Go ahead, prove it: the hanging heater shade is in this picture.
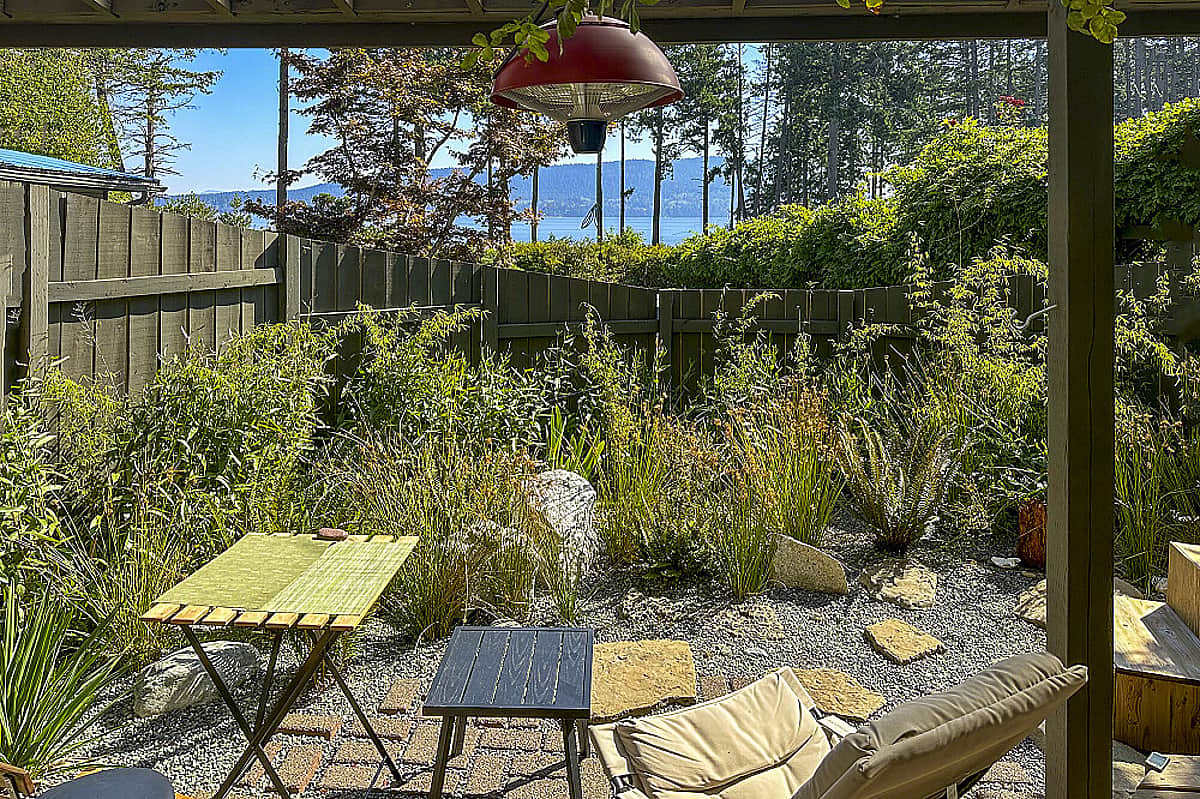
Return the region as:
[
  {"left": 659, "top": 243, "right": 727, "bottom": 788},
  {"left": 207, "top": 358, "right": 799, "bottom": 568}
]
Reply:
[{"left": 490, "top": 15, "right": 683, "bottom": 153}]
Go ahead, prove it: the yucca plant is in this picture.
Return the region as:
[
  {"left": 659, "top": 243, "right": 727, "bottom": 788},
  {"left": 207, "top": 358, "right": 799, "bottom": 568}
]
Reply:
[
  {"left": 837, "top": 416, "right": 960, "bottom": 553},
  {"left": 0, "top": 588, "right": 120, "bottom": 782}
]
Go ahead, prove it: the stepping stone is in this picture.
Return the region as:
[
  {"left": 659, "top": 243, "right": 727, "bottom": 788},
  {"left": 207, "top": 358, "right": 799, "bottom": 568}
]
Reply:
[
  {"left": 319, "top": 765, "right": 377, "bottom": 791},
  {"left": 865, "top": 619, "right": 945, "bottom": 664},
  {"left": 237, "top": 742, "right": 283, "bottom": 787},
  {"left": 771, "top": 536, "right": 849, "bottom": 595},
  {"left": 332, "top": 739, "right": 403, "bottom": 764},
  {"left": 591, "top": 640, "right": 697, "bottom": 722},
  {"left": 347, "top": 716, "right": 411, "bottom": 740},
  {"left": 714, "top": 604, "right": 784, "bottom": 641},
  {"left": 793, "top": 668, "right": 885, "bottom": 722},
  {"left": 1017, "top": 578, "right": 1146, "bottom": 629},
  {"left": 275, "top": 743, "right": 322, "bottom": 794},
  {"left": 278, "top": 713, "right": 341, "bottom": 740},
  {"left": 379, "top": 677, "right": 421, "bottom": 714},
  {"left": 860, "top": 561, "right": 937, "bottom": 609},
  {"left": 479, "top": 726, "right": 543, "bottom": 752},
  {"left": 463, "top": 753, "right": 507, "bottom": 795}
]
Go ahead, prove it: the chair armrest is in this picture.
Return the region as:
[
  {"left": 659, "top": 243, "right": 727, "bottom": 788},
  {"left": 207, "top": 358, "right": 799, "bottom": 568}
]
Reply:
[
  {"left": 0, "top": 763, "right": 34, "bottom": 797},
  {"left": 816, "top": 714, "right": 857, "bottom": 743}
]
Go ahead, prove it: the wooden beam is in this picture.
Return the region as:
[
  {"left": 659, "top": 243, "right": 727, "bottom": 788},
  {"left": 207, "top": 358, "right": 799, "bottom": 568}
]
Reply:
[
  {"left": 21, "top": 184, "right": 50, "bottom": 381},
  {"left": 47, "top": 266, "right": 280, "bottom": 302},
  {"left": 464, "top": 0, "right": 483, "bottom": 17},
  {"left": 1045, "top": 5, "right": 1115, "bottom": 799},
  {"left": 331, "top": 0, "right": 355, "bottom": 15}
]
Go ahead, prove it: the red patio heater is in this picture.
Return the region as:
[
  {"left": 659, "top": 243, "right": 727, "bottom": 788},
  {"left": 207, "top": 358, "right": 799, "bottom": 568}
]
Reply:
[{"left": 490, "top": 15, "right": 683, "bottom": 154}]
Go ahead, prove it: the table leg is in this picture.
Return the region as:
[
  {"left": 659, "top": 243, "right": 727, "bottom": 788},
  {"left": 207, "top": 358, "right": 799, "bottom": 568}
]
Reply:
[
  {"left": 256, "top": 631, "right": 283, "bottom": 731},
  {"left": 205, "top": 628, "right": 338, "bottom": 799},
  {"left": 321, "top": 650, "right": 403, "bottom": 782},
  {"left": 429, "top": 716, "right": 456, "bottom": 799},
  {"left": 561, "top": 718, "right": 584, "bottom": 799},
  {"left": 576, "top": 718, "right": 590, "bottom": 758},
  {"left": 451, "top": 715, "right": 467, "bottom": 757},
  {"left": 181, "top": 627, "right": 291, "bottom": 799}
]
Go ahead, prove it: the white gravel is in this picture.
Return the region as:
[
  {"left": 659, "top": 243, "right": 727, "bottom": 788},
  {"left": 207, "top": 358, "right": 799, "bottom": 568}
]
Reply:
[{"left": 75, "top": 512, "right": 1048, "bottom": 798}]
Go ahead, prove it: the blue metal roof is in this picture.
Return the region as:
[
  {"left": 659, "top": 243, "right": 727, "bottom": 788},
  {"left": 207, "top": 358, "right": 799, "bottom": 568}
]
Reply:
[{"left": 0, "top": 148, "right": 163, "bottom": 192}]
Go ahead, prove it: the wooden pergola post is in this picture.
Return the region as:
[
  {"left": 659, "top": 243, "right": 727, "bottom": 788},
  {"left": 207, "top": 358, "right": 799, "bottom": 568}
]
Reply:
[{"left": 1045, "top": 4, "right": 1115, "bottom": 798}]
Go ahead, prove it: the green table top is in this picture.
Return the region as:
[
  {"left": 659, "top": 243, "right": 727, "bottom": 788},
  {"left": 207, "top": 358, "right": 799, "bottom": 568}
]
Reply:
[{"left": 154, "top": 533, "right": 418, "bottom": 618}]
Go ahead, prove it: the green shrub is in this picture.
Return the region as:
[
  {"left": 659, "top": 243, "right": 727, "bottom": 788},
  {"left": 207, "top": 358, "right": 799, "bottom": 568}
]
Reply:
[
  {"left": 1115, "top": 98, "right": 1200, "bottom": 241},
  {"left": 0, "top": 587, "right": 120, "bottom": 781},
  {"left": 836, "top": 415, "right": 960, "bottom": 553},
  {"left": 706, "top": 471, "right": 776, "bottom": 601},
  {"left": 799, "top": 194, "right": 913, "bottom": 289},
  {"left": 495, "top": 229, "right": 675, "bottom": 286},
  {"left": 0, "top": 392, "right": 65, "bottom": 592}
]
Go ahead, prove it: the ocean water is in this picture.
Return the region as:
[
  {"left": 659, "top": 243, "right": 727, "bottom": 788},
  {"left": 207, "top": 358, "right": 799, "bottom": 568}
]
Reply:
[{"left": 510, "top": 216, "right": 715, "bottom": 246}]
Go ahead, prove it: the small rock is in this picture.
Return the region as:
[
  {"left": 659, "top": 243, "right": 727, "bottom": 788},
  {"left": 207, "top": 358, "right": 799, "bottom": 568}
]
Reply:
[
  {"left": 792, "top": 668, "right": 885, "bottom": 722},
  {"left": 317, "top": 527, "right": 348, "bottom": 541},
  {"left": 864, "top": 619, "right": 945, "bottom": 664},
  {"left": 746, "top": 646, "right": 769, "bottom": 658},
  {"left": 992, "top": 556, "right": 1022, "bottom": 569},
  {"left": 1153, "top": 576, "right": 1169, "bottom": 595},
  {"left": 591, "top": 640, "right": 697, "bottom": 722},
  {"left": 859, "top": 561, "right": 937, "bottom": 609},
  {"left": 134, "top": 642, "right": 259, "bottom": 717},
  {"left": 771, "top": 536, "right": 849, "bottom": 595}
]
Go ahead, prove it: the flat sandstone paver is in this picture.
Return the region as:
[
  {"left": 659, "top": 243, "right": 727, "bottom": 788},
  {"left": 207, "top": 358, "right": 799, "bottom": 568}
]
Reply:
[
  {"left": 319, "top": 764, "right": 379, "bottom": 791},
  {"left": 860, "top": 561, "right": 938, "bottom": 609},
  {"left": 480, "top": 727, "right": 544, "bottom": 752},
  {"left": 237, "top": 742, "right": 283, "bottom": 788},
  {"left": 865, "top": 619, "right": 945, "bottom": 664},
  {"left": 278, "top": 713, "right": 342, "bottom": 740},
  {"left": 793, "top": 668, "right": 886, "bottom": 721},
  {"left": 591, "top": 640, "right": 697, "bottom": 722},
  {"left": 275, "top": 743, "right": 322, "bottom": 793},
  {"left": 347, "top": 716, "right": 411, "bottom": 739},
  {"left": 464, "top": 753, "right": 509, "bottom": 795}
]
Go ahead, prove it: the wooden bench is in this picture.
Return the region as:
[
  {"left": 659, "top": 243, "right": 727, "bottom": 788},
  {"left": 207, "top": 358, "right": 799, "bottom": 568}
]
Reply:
[
  {"left": 1114, "top": 543, "right": 1200, "bottom": 755},
  {"left": 1133, "top": 754, "right": 1200, "bottom": 797}
]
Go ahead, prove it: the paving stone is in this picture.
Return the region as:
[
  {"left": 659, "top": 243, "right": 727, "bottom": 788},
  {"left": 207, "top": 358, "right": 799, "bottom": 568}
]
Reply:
[
  {"left": 274, "top": 743, "right": 322, "bottom": 794},
  {"left": 237, "top": 743, "right": 283, "bottom": 788},
  {"left": 347, "top": 716, "right": 411, "bottom": 740},
  {"left": 793, "top": 668, "right": 886, "bottom": 722},
  {"left": 379, "top": 678, "right": 421, "bottom": 715},
  {"left": 278, "top": 713, "right": 342, "bottom": 740},
  {"left": 729, "top": 677, "right": 753, "bottom": 691},
  {"left": 543, "top": 731, "right": 565, "bottom": 752},
  {"left": 402, "top": 723, "right": 477, "bottom": 767},
  {"left": 506, "top": 777, "right": 567, "bottom": 799},
  {"left": 860, "top": 561, "right": 938, "bottom": 609},
  {"left": 464, "top": 753, "right": 508, "bottom": 795},
  {"left": 510, "top": 752, "right": 562, "bottom": 778},
  {"left": 508, "top": 716, "right": 542, "bottom": 729},
  {"left": 331, "top": 739, "right": 404, "bottom": 764},
  {"left": 591, "top": 640, "right": 698, "bottom": 722},
  {"left": 865, "top": 619, "right": 945, "bottom": 664},
  {"left": 393, "top": 768, "right": 461, "bottom": 795},
  {"left": 698, "top": 675, "right": 730, "bottom": 701},
  {"left": 319, "top": 764, "right": 379, "bottom": 791},
  {"left": 582, "top": 756, "right": 608, "bottom": 799},
  {"left": 479, "top": 726, "right": 544, "bottom": 752}
]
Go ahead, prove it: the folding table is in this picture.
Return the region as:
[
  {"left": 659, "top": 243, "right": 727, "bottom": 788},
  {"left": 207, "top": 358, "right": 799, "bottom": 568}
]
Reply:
[{"left": 142, "top": 532, "right": 418, "bottom": 799}]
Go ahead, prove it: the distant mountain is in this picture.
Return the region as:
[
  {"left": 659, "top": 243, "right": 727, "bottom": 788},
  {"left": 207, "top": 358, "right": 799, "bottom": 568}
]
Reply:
[{"left": 170, "top": 157, "right": 733, "bottom": 221}]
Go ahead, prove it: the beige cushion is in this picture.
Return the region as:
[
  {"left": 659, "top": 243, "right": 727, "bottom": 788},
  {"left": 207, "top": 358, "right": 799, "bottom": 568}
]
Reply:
[
  {"left": 793, "top": 652, "right": 1088, "bottom": 799},
  {"left": 600, "top": 668, "right": 829, "bottom": 799}
]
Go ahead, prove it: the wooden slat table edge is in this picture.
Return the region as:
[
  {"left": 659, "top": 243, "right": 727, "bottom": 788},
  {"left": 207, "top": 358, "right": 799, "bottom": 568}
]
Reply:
[
  {"left": 265, "top": 612, "right": 300, "bottom": 630},
  {"left": 330, "top": 615, "right": 362, "bottom": 631},
  {"left": 165, "top": 605, "right": 211, "bottom": 626},
  {"left": 233, "top": 611, "right": 270, "bottom": 628},
  {"left": 200, "top": 607, "right": 238, "bottom": 626},
  {"left": 141, "top": 603, "right": 181, "bottom": 622},
  {"left": 297, "top": 613, "right": 331, "bottom": 630}
]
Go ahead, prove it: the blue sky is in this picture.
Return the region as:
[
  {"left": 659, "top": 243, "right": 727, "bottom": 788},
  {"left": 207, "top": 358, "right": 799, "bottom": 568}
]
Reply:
[{"left": 168, "top": 49, "right": 659, "bottom": 195}]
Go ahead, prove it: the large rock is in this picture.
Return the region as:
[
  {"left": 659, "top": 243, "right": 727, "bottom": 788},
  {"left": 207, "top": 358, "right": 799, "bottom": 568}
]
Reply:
[
  {"left": 591, "top": 640, "right": 697, "bottom": 722},
  {"left": 1016, "top": 578, "right": 1145, "bottom": 629},
  {"left": 134, "top": 642, "right": 260, "bottom": 718},
  {"left": 771, "top": 536, "right": 849, "bottom": 595},
  {"left": 1112, "top": 740, "right": 1147, "bottom": 799},
  {"left": 793, "top": 668, "right": 886, "bottom": 722},
  {"left": 865, "top": 619, "right": 945, "bottom": 664},
  {"left": 524, "top": 470, "right": 599, "bottom": 574},
  {"left": 859, "top": 561, "right": 937, "bottom": 609}
]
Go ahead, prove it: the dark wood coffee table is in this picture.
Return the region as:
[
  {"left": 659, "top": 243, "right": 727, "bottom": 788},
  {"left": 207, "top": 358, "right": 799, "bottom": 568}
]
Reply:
[{"left": 422, "top": 626, "right": 595, "bottom": 799}]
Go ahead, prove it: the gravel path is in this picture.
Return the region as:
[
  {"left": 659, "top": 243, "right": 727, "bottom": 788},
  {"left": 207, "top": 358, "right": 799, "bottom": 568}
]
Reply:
[{"left": 75, "top": 513, "right": 1049, "bottom": 798}]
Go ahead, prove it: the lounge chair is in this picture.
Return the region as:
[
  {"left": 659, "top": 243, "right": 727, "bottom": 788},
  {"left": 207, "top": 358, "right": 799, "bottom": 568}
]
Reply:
[
  {"left": 0, "top": 765, "right": 172, "bottom": 799},
  {"left": 591, "top": 651, "right": 1087, "bottom": 799}
]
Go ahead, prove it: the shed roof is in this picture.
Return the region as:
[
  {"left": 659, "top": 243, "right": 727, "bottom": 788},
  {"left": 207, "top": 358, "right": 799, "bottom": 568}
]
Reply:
[{"left": 0, "top": 149, "right": 165, "bottom": 195}]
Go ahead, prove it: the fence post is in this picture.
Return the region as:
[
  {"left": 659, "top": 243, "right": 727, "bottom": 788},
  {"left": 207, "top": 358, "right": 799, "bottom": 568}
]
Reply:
[
  {"left": 482, "top": 266, "right": 499, "bottom": 353},
  {"left": 21, "top": 183, "right": 49, "bottom": 381},
  {"left": 280, "top": 234, "right": 301, "bottom": 322},
  {"left": 657, "top": 289, "right": 674, "bottom": 389}
]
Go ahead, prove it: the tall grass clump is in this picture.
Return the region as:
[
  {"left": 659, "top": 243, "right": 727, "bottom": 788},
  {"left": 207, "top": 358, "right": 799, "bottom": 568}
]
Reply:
[
  {"left": 0, "top": 588, "right": 119, "bottom": 781},
  {"left": 706, "top": 472, "right": 775, "bottom": 600},
  {"left": 0, "top": 392, "right": 66, "bottom": 592}
]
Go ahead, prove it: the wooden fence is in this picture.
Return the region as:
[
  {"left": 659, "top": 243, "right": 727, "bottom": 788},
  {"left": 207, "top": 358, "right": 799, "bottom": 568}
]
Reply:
[{"left": 2, "top": 181, "right": 1197, "bottom": 410}]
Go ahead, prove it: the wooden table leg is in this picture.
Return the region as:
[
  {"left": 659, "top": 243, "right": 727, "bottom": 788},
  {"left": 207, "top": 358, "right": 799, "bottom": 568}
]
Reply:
[
  {"left": 561, "top": 718, "right": 584, "bottom": 799},
  {"left": 576, "top": 718, "right": 590, "bottom": 758},
  {"left": 451, "top": 715, "right": 467, "bottom": 757},
  {"left": 429, "top": 716, "right": 455, "bottom": 799}
]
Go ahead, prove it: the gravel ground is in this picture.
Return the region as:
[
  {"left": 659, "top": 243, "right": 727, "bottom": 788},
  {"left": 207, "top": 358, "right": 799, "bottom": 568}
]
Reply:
[{"left": 75, "top": 511, "right": 1049, "bottom": 798}]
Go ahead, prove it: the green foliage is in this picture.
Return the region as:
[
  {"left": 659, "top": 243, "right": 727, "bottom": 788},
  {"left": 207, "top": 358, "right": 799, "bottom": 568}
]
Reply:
[
  {"left": 706, "top": 471, "right": 776, "bottom": 601},
  {"left": 1114, "top": 99, "right": 1200, "bottom": 241},
  {"left": 155, "top": 194, "right": 254, "bottom": 228},
  {"left": 494, "top": 229, "right": 675, "bottom": 286},
  {"left": 342, "top": 307, "right": 554, "bottom": 450},
  {"left": 0, "top": 394, "right": 64, "bottom": 592},
  {"left": 837, "top": 415, "right": 960, "bottom": 553},
  {"left": 0, "top": 588, "right": 119, "bottom": 781},
  {"left": 0, "top": 50, "right": 108, "bottom": 166}
]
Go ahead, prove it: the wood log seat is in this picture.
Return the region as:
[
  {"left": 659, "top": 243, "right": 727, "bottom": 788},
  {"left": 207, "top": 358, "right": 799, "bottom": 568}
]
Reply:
[{"left": 1114, "top": 544, "right": 1200, "bottom": 755}]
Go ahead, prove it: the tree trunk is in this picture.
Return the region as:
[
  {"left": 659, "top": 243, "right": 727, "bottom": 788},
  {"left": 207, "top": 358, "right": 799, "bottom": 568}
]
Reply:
[
  {"left": 701, "top": 120, "right": 710, "bottom": 230},
  {"left": 277, "top": 48, "right": 289, "bottom": 212},
  {"left": 93, "top": 56, "right": 124, "bottom": 172},
  {"left": 531, "top": 166, "right": 539, "bottom": 242},
  {"left": 826, "top": 45, "right": 842, "bottom": 202},
  {"left": 756, "top": 43, "right": 772, "bottom": 216},
  {"left": 620, "top": 121, "right": 626, "bottom": 235},
  {"left": 736, "top": 43, "right": 746, "bottom": 223},
  {"left": 652, "top": 108, "right": 664, "bottom": 246},
  {"left": 144, "top": 94, "right": 157, "bottom": 179}
]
